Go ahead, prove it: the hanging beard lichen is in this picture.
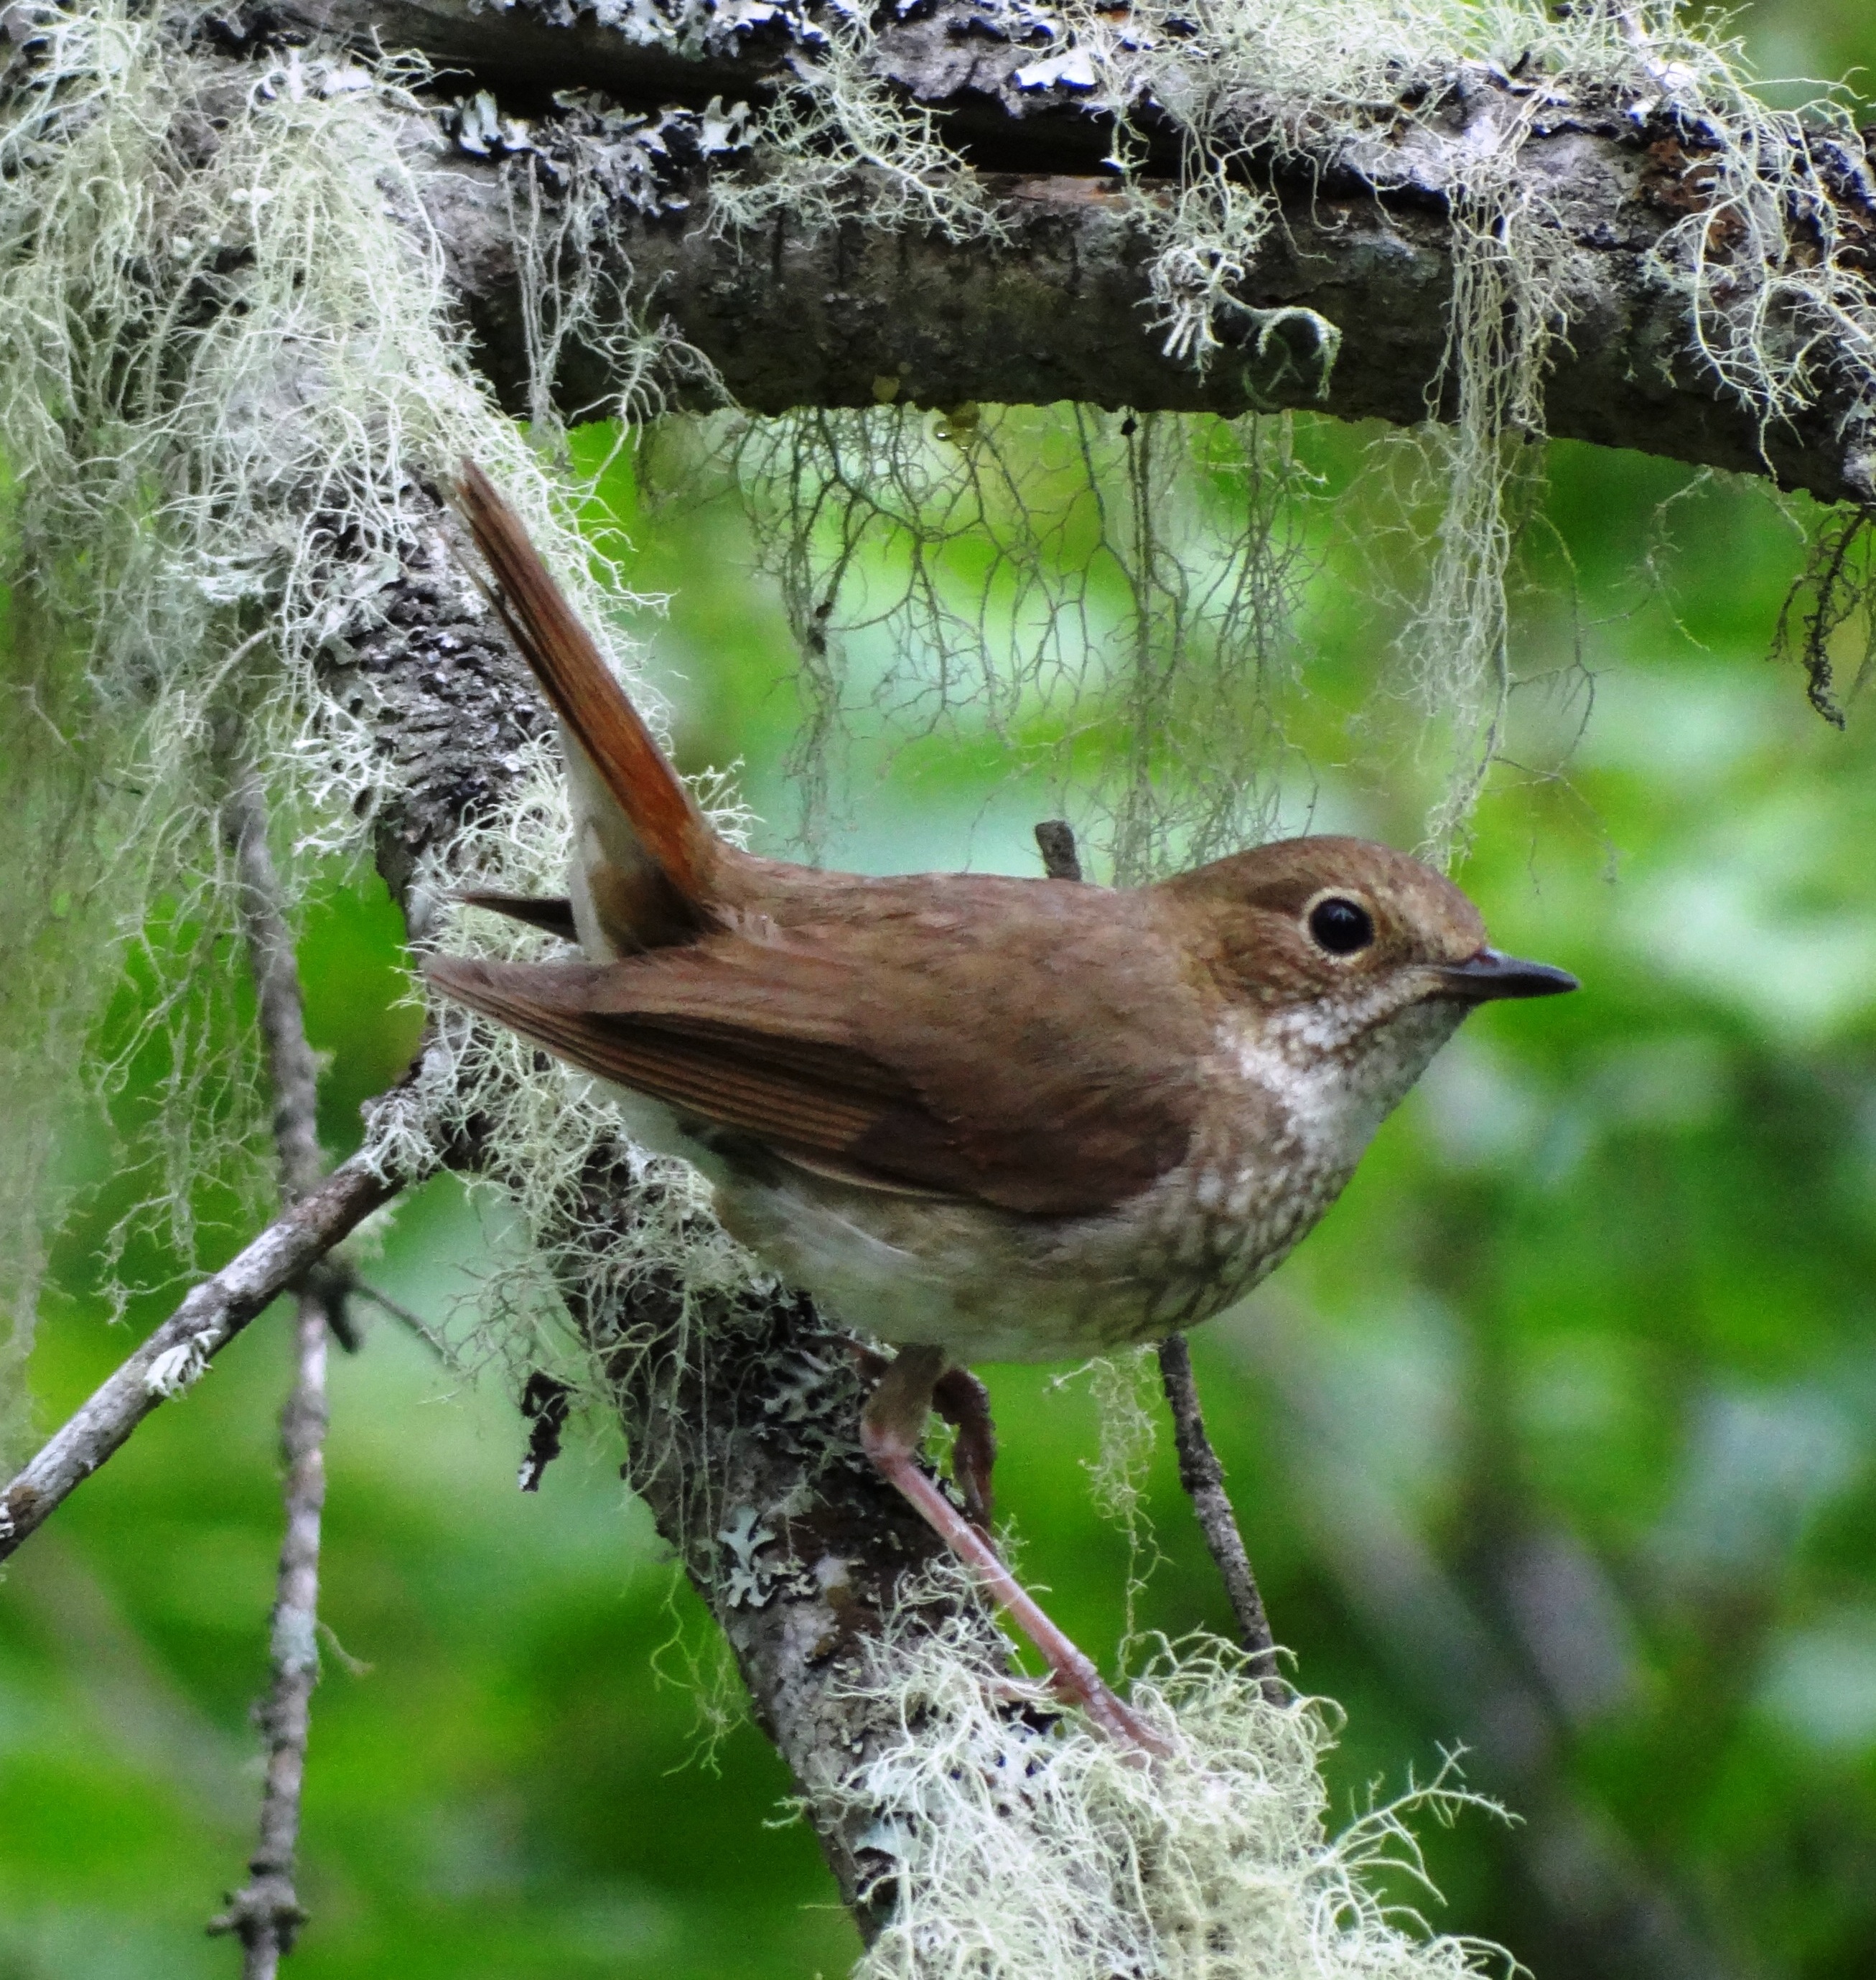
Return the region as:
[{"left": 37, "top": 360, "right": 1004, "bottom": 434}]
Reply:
[
  {"left": 661, "top": 402, "right": 1317, "bottom": 880},
  {"left": 0, "top": 0, "right": 724, "bottom": 1439},
  {"left": 1, "top": 4, "right": 1871, "bottom": 1976},
  {"left": 683, "top": 0, "right": 1875, "bottom": 870}
]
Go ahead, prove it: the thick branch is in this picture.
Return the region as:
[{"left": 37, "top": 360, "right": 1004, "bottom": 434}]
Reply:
[
  {"left": 0, "top": 1157, "right": 398, "bottom": 1564},
  {"left": 286, "top": 0, "right": 1876, "bottom": 503},
  {"left": 325, "top": 492, "right": 1012, "bottom": 1925}
]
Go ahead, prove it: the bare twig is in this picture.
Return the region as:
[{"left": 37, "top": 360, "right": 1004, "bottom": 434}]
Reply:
[
  {"left": 1034, "top": 820, "right": 1283, "bottom": 1691},
  {"left": 225, "top": 763, "right": 325, "bottom": 1205},
  {"left": 207, "top": 1287, "right": 326, "bottom": 1976},
  {"left": 205, "top": 765, "right": 342, "bottom": 1974},
  {"left": 1032, "top": 818, "right": 1084, "bottom": 883},
  {"left": 1155, "top": 1335, "right": 1282, "bottom": 1696},
  {"left": 0, "top": 1157, "right": 399, "bottom": 1564},
  {"left": 223, "top": 761, "right": 358, "bottom": 1351},
  {"left": 345, "top": 1278, "right": 447, "bottom": 1355}
]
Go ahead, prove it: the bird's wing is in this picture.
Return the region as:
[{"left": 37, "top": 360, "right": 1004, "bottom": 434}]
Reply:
[{"left": 426, "top": 912, "right": 1213, "bottom": 1216}]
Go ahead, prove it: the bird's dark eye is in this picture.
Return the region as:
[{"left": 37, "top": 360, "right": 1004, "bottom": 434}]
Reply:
[{"left": 1307, "top": 896, "right": 1374, "bottom": 956}]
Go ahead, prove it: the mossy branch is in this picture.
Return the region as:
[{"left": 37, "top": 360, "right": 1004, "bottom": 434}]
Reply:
[{"left": 284, "top": 0, "right": 1876, "bottom": 506}]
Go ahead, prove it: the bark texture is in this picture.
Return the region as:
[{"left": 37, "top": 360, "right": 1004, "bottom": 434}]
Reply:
[{"left": 274, "top": 0, "right": 1876, "bottom": 503}]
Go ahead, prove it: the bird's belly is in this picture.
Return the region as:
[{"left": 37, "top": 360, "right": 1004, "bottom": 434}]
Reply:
[{"left": 711, "top": 1139, "right": 1353, "bottom": 1364}]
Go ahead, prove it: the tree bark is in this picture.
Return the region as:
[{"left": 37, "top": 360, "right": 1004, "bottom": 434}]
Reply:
[{"left": 273, "top": 0, "right": 1876, "bottom": 503}]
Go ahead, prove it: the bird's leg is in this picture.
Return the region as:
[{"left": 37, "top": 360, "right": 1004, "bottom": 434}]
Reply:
[
  {"left": 846, "top": 1342, "right": 996, "bottom": 1530},
  {"left": 861, "top": 1345, "right": 1172, "bottom": 1757},
  {"left": 931, "top": 1364, "right": 997, "bottom": 1530}
]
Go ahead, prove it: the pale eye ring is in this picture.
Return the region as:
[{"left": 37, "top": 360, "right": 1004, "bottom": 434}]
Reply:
[{"left": 1307, "top": 895, "right": 1375, "bottom": 956}]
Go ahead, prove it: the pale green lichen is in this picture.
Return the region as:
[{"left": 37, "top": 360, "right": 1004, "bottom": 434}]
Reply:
[
  {"left": 833, "top": 1585, "right": 1509, "bottom": 1980},
  {"left": 708, "top": 0, "right": 1873, "bottom": 863},
  {"left": 0, "top": 3, "right": 691, "bottom": 1439}
]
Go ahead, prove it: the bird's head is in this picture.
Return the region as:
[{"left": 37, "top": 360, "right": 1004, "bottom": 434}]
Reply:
[{"left": 1161, "top": 834, "right": 1576, "bottom": 1075}]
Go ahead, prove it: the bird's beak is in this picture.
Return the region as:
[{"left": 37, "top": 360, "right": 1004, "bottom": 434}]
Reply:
[{"left": 1434, "top": 946, "right": 1579, "bottom": 1001}]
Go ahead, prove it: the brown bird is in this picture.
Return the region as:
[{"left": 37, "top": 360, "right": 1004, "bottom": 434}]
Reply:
[{"left": 430, "top": 462, "right": 1577, "bottom": 1751}]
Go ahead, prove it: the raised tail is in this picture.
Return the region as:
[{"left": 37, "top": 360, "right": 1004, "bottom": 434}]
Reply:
[{"left": 457, "top": 460, "right": 717, "bottom": 948}]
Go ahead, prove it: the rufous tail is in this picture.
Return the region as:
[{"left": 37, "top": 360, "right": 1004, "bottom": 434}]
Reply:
[{"left": 456, "top": 461, "right": 716, "bottom": 912}]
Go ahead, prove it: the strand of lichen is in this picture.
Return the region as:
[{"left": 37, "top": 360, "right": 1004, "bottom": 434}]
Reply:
[
  {"left": 712, "top": 1, "right": 1872, "bottom": 868},
  {"left": 0, "top": 4, "right": 722, "bottom": 1441},
  {"left": 701, "top": 401, "right": 1312, "bottom": 878}
]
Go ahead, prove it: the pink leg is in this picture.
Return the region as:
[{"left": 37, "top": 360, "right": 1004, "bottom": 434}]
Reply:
[{"left": 862, "top": 1346, "right": 1171, "bottom": 1757}]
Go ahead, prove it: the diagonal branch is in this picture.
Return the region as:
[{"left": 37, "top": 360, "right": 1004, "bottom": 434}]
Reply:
[
  {"left": 325, "top": 491, "right": 1011, "bottom": 1929},
  {"left": 0, "top": 1155, "right": 401, "bottom": 1565}
]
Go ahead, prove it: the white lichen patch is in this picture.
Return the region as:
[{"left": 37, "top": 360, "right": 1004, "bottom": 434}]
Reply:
[
  {"left": 831, "top": 1592, "right": 1508, "bottom": 1980},
  {"left": 144, "top": 1335, "right": 213, "bottom": 1398}
]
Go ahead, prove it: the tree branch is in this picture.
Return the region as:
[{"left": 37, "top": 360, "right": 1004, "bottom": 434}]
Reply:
[
  {"left": 1154, "top": 1333, "right": 1282, "bottom": 1697},
  {"left": 207, "top": 1287, "right": 327, "bottom": 1976},
  {"left": 0, "top": 1157, "right": 400, "bottom": 1565},
  {"left": 279, "top": 0, "right": 1876, "bottom": 504},
  {"left": 224, "top": 762, "right": 327, "bottom": 1208},
  {"left": 207, "top": 762, "right": 342, "bottom": 1974}
]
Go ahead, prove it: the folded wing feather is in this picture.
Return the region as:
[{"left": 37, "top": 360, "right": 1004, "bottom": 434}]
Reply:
[{"left": 425, "top": 910, "right": 1208, "bottom": 1218}]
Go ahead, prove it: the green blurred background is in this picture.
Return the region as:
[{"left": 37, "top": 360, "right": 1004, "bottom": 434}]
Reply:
[{"left": 6, "top": 5, "right": 1876, "bottom": 1975}]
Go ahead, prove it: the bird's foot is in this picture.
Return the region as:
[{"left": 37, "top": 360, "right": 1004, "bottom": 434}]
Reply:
[{"left": 847, "top": 1339, "right": 998, "bottom": 1531}]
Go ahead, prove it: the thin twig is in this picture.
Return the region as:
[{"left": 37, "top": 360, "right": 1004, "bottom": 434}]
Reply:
[
  {"left": 207, "top": 762, "right": 345, "bottom": 1974},
  {"left": 226, "top": 763, "right": 326, "bottom": 1205},
  {"left": 1033, "top": 818, "right": 1083, "bottom": 883},
  {"left": 208, "top": 1287, "right": 326, "bottom": 1975},
  {"left": 1034, "top": 819, "right": 1285, "bottom": 1699},
  {"left": 223, "top": 760, "right": 358, "bottom": 1351},
  {"left": 0, "top": 1157, "right": 398, "bottom": 1564},
  {"left": 346, "top": 1278, "right": 448, "bottom": 1355},
  {"left": 1155, "top": 1335, "right": 1282, "bottom": 1697}
]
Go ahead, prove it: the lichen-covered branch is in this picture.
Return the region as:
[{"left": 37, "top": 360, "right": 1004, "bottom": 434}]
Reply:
[
  {"left": 0, "top": 1157, "right": 399, "bottom": 1564},
  {"left": 279, "top": 0, "right": 1876, "bottom": 505},
  {"left": 328, "top": 490, "right": 1010, "bottom": 1924}
]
